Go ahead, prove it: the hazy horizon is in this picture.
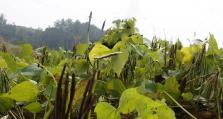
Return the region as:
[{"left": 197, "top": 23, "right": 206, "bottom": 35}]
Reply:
[{"left": 1, "top": 0, "right": 223, "bottom": 46}]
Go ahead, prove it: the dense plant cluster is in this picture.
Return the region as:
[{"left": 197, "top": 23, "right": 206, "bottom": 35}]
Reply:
[{"left": 0, "top": 18, "right": 223, "bottom": 119}]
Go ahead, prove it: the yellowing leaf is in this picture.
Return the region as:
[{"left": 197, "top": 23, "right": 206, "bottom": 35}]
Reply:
[
  {"left": 112, "top": 41, "right": 126, "bottom": 51},
  {"left": 24, "top": 102, "right": 42, "bottom": 113},
  {"left": 16, "top": 61, "right": 28, "bottom": 68},
  {"left": 164, "top": 77, "right": 180, "bottom": 99},
  {"left": 89, "top": 43, "right": 112, "bottom": 63},
  {"left": 0, "top": 56, "right": 8, "bottom": 68},
  {"left": 73, "top": 80, "right": 88, "bottom": 108},
  {"left": 111, "top": 49, "right": 129, "bottom": 76},
  {"left": 110, "top": 41, "right": 129, "bottom": 76},
  {"left": 6, "top": 81, "right": 38, "bottom": 102},
  {"left": 95, "top": 102, "right": 120, "bottom": 119},
  {"left": 118, "top": 88, "right": 139, "bottom": 114},
  {"left": 155, "top": 105, "right": 176, "bottom": 119},
  {"left": 180, "top": 47, "right": 193, "bottom": 64},
  {"left": 118, "top": 88, "right": 176, "bottom": 119},
  {"left": 75, "top": 43, "right": 88, "bottom": 55},
  {"left": 0, "top": 52, "right": 17, "bottom": 71},
  {"left": 137, "top": 112, "right": 158, "bottom": 119}
]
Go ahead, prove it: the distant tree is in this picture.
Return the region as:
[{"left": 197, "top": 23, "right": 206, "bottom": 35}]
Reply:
[
  {"left": 0, "top": 14, "right": 102, "bottom": 49},
  {"left": 0, "top": 14, "right": 7, "bottom": 25}
]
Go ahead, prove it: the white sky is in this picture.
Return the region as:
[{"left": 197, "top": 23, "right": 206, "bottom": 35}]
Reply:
[{"left": 0, "top": 0, "right": 223, "bottom": 46}]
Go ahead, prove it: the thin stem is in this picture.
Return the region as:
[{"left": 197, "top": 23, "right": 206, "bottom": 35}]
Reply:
[
  {"left": 33, "top": 113, "right": 36, "bottom": 119},
  {"left": 163, "top": 91, "right": 197, "bottom": 119},
  {"left": 9, "top": 110, "right": 18, "bottom": 119}
]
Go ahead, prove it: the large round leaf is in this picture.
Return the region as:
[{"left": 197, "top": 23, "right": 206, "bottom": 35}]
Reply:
[
  {"left": 111, "top": 49, "right": 129, "bottom": 76},
  {"left": 95, "top": 102, "right": 120, "bottom": 119},
  {"left": 7, "top": 81, "right": 38, "bottom": 102},
  {"left": 89, "top": 43, "right": 112, "bottom": 63},
  {"left": 118, "top": 88, "right": 176, "bottom": 119}
]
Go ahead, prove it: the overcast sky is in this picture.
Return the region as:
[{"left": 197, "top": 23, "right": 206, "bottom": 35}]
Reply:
[{"left": 0, "top": 0, "right": 223, "bottom": 46}]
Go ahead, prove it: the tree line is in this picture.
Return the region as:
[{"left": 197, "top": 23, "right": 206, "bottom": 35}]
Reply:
[{"left": 0, "top": 14, "right": 102, "bottom": 49}]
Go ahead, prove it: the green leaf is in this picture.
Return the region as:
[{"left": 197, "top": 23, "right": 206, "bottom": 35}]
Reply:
[
  {"left": 155, "top": 104, "right": 176, "bottom": 119},
  {"left": 20, "top": 44, "right": 33, "bottom": 56},
  {"left": 118, "top": 88, "right": 139, "bottom": 114},
  {"left": 106, "top": 79, "right": 126, "bottom": 96},
  {"left": 16, "top": 60, "right": 28, "bottom": 69},
  {"left": 148, "top": 50, "right": 164, "bottom": 65},
  {"left": 137, "top": 111, "right": 158, "bottom": 119},
  {"left": 0, "top": 96, "right": 14, "bottom": 112},
  {"left": 6, "top": 81, "right": 39, "bottom": 102},
  {"left": 75, "top": 59, "right": 89, "bottom": 73},
  {"left": 144, "top": 80, "right": 157, "bottom": 93},
  {"left": 94, "top": 102, "right": 120, "bottom": 119},
  {"left": 207, "top": 34, "right": 219, "bottom": 56},
  {"left": 131, "top": 34, "right": 143, "bottom": 44},
  {"left": 129, "top": 43, "right": 144, "bottom": 56},
  {"left": 89, "top": 43, "right": 112, "bottom": 63},
  {"left": 43, "top": 84, "right": 57, "bottom": 100},
  {"left": 58, "top": 58, "right": 72, "bottom": 66},
  {"left": 0, "top": 56, "right": 8, "bottom": 68},
  {"left": 112, "top": 41, "right": 126, "bottom": 51},
  {"left": 111, "top": 49, "right": 129, "bottom": 76},
  {"left": 24, "top": 102, "right": 42, "bottom": 113},
  {"left": 95, "top": 80, "right": 106, "bottom": 96},
  {"left": 164, "top": 77, "right": 180, "bottom": 99},
  {"left": 21, "top": 64, "right": 42, "bottom": 82},
  {"left": 75, "top": 43, "right": 88, "bottom": 55},
  {"left": 118, "top": 88, "right": 176, "bottom": 119},
  {"left": 182, "top": 92, "right": 193, "bottom": 101},
  {"left": 0, "top": 52, "right": 17, "bottom": 71},
  {"left": 138, "top": 44, "right": 149, "bottom": 54},
  {"left": 110, "top": 41, "right": 129, "bottom": 76},
  {"left": 119, "top": 88, "right": 163, "bottom": 114},
  {"left": 135, "top": 67, "right": 146, "bottom": 80},
  {"left": 19, "top": 44, "right": 33, "bottom": 62}
]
